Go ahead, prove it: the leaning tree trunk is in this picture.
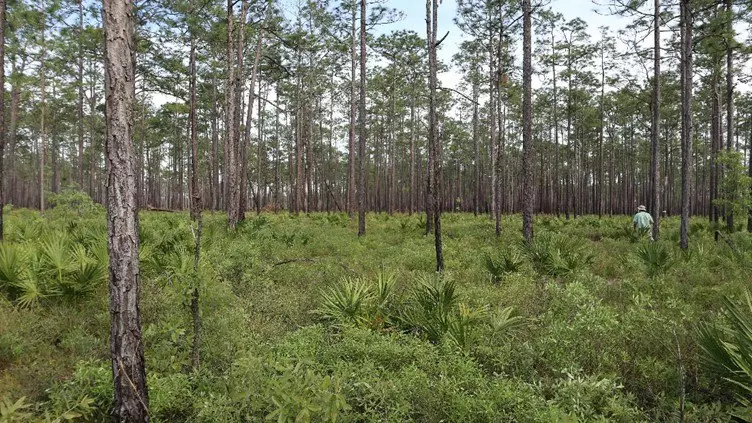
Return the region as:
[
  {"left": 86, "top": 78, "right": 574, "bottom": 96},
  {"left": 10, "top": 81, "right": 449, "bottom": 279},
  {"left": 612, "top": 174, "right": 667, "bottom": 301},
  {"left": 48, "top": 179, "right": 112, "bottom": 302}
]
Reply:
[
  {"left": 521, "top": 0, "right": 534, "bottom": 243},
  {"left": 103, "top": 0, "right": 149, "bottom": 420},
  {"left": 679, "top": 0, "right": 693, "bottom": 250}
]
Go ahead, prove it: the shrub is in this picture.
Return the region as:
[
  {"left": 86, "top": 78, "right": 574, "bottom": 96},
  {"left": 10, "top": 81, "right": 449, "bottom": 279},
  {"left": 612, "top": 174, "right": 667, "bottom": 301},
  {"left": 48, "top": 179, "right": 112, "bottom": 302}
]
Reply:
[
  {"left": 525, "top": 232, "right": 594, "bottom": 278},
  {"left": 698, "top": 292, "right": 752, "bottom": 417},
  {"left": 634, "top": 242, "right": 673, "bottom": 277},
  {"left": 484, "top": 249, "right": 524, "bottom": 284}
]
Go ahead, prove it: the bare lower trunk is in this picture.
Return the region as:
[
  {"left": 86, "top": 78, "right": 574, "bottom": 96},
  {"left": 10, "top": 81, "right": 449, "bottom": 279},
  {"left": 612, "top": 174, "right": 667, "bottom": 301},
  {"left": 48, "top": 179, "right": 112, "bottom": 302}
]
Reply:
[
  {"left": 725, "top": 0, "right": 734, "bottom": 233},
  {"left": 348, "top": 3, "right": 357, "bottom": 218},
  {"left": 651, "top": 0, "right": 661, "bottom": 240},
  {"left": 427, "top": 0, "right": 443, "bottom": 271},
  {"left": 103, "top": 0, "right": 149, "bottom": 419},
  {"left": 521, "top": 0, "right": 533, "bottom": 243},
  {"left": 357, "top": 0, "right": 367, "bottom": 236},
  {"left": 211, "top": 79, "right": 219, "bottom": 210},
  {"left": 226, "top": 0, "right": 239, "bottom": 228},
  {"left": 77, "top": 0, "right": 85, "bottom": 188},
  {"left": 188, "top": 25, "right": 202, "bottom": 370},
  {"left": 0, "top": 0, "right": 5, "bottom": 239},
  {"left": 40, "top": 13, "right": 47, "bottom": 212},
  {"left": 679, "top": 0, "right": 693, "bottom": 250}
]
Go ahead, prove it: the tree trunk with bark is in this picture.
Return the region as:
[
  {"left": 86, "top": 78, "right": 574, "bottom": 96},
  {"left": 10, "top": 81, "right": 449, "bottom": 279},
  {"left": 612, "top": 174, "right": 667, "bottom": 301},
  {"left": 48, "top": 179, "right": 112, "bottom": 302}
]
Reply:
[
  {"left": 188, "top": 21, "right": 202, "bottom": 371},
  {"left": 521, "top": 0, "right": 533, "bottom": 243},
  {"left": 357, "top": 0, "right": 366, "bottom": 236},
  {"left": 725, "top": 0, "right": 734, "bottom": 233},
  {"left": 426, "top": 0, "right": 443, "bottom": 271},
  {"left": 0, "top": 0, "right": 5, "bottom": 239},
  {"left": 651, "top": 0, "right": 661, "bottom": 240},
  {"left": 226, "top": 0, "right": 239, "bottom": 228},
  {"left": 679, "top": 0, "right": 693, "bottom": 250},
  {"left": 103, "top": 0, "right": 149, "bottom": 419},
  {"left": 348, "top": 2, "right": 357, "bottom": 219},
  {"left": 40, "top": 10, "right": 47, "bottom": 212}
]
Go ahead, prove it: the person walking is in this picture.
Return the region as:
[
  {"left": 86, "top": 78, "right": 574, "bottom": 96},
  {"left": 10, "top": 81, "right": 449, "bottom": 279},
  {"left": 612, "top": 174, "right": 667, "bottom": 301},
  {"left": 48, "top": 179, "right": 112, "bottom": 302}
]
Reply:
[{"left": 633, "top": 205, "right": 655, "bottom": 240}]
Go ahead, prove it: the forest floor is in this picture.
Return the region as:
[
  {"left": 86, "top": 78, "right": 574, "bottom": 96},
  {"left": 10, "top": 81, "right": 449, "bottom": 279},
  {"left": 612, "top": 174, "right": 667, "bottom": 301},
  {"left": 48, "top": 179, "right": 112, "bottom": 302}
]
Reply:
[{"left": 0, "top": 198, "right": 748, "bottom": 421}]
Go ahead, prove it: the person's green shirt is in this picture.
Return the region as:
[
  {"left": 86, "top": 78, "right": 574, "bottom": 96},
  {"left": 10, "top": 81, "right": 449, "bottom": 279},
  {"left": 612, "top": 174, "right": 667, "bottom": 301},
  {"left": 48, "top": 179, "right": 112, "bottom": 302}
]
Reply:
[{"left": 633, "top": 211, "right": 654, "bottom": 230}]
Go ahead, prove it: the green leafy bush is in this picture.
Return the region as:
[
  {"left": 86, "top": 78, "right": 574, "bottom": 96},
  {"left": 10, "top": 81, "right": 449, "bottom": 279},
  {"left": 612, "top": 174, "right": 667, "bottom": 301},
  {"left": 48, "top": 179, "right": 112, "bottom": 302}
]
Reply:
[
  {"left": 698, "top": 292, "right": 752, "bottom": 417},
  {"left": 525, "top": 232, "right": 593, "bottom": 278},
  {"left": 634, "top": 242, "right": 673, "bottom": 277}
]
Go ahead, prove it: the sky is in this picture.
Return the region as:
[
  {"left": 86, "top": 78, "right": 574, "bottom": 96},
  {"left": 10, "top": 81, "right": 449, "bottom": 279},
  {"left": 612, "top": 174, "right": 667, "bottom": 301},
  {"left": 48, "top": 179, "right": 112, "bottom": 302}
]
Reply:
[{"left": 374, "top": 0, "right": 631, "bottom": 91}]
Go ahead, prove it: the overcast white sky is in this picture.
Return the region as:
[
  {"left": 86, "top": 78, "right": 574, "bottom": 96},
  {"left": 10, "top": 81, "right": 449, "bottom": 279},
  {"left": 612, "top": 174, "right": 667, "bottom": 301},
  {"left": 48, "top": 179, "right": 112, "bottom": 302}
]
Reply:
[{"left": 376, "top": 0, "right": 630, "bottom": 90}]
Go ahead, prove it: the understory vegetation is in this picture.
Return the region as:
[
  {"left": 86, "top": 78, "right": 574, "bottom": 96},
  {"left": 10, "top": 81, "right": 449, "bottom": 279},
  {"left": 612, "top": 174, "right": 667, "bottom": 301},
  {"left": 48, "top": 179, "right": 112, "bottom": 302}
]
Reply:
[{"left": 1, "top": 194, "right": 751, "bottom": 421}]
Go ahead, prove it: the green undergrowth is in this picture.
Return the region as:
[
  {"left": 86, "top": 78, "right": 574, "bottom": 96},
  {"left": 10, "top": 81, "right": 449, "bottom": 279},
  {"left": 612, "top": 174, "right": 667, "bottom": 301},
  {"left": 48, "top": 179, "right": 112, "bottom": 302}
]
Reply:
[{"left": 0, "top": 199, "right": 748, "bottom": 421}]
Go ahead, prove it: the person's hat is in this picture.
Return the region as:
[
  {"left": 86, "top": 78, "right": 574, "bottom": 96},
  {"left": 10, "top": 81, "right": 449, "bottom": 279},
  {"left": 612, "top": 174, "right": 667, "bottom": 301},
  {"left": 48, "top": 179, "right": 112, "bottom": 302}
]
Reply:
[{"left": 637, "top": 205, "right": 646, "bottom": 211}]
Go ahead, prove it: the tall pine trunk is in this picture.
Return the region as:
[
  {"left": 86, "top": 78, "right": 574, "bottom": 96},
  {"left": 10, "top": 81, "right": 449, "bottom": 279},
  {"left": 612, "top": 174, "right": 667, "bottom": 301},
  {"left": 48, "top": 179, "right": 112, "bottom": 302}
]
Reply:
[
  {"left": 357, "top": 0, "right": 366, "bottom": 236},
  {"left": 348, "top": 2, "right": 357, "bottom": 218},
  {"left": 725, "top": 0, "right": 734, "bottom": 233},
  {"left": 188, "top": 19, "right": 202, "bottom": 371},
  {"left": 0, "top": 0, "right": 5, "bottom": 239},
  {"left": 679, "top": 0, "right": 693, "bottom": 250},
  {"left": 651, "top": 0, "right": 661, "bottom": 240},
  {"left": 103, "top": 0, "right": 149, "bottom": 419},
  {"left": 226, "top": 0, "right": 238, "bottom": 227},
  {"left": 426, "top": 0, "right": 443, "bottom": 271},
  {"left": 39, "top": 10, "right": 47, "bottom": 212},
  {"left": 521, "top": 0, "right": 533, "bottom": 243}
]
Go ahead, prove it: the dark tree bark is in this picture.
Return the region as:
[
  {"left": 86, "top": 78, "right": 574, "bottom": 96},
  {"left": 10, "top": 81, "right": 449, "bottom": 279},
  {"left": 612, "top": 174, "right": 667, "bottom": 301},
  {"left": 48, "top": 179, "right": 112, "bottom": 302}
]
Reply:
[
  {"left": 103, "top": 0, "right": 149, "bottom": 419},
  {"left": 357, "top": 0, "right": 366, "bottom": 236},
  {"left": 651, "top": 0, "right": 661, "bottom": 240},
  {"left": 679, "top": 0, "right": 693, "bottom": 250},
  {"left": 426, "top": 0, "right": 443, "bottom": 271},
  {"left": 521, "top": 0, "right": 533, "bottom": 243}
]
